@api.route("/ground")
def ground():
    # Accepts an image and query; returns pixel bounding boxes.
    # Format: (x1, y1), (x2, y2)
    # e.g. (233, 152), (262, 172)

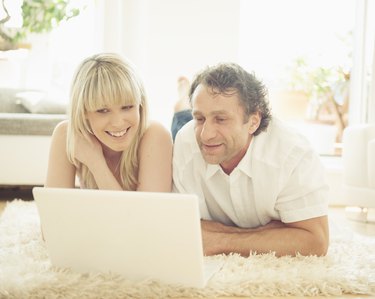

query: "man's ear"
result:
(248, 112), (261, 134)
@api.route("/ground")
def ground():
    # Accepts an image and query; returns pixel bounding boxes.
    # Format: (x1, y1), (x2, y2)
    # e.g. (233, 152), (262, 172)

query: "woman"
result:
(45, 53), (172, 192)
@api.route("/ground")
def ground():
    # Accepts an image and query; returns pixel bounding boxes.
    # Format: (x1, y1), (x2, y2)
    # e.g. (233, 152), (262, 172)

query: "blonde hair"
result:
(67, 53), (148, 190)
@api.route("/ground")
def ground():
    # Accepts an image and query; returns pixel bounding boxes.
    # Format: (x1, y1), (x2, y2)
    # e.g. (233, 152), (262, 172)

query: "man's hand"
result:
(201, 220), (238, 255)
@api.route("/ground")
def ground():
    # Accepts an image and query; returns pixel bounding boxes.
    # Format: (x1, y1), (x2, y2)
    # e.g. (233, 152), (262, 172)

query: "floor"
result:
(0, 186), (374, 299)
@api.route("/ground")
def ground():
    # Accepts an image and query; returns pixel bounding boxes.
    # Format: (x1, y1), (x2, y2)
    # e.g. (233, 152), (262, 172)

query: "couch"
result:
(0, 88), (67, 186)
(341, 124), (375, 221)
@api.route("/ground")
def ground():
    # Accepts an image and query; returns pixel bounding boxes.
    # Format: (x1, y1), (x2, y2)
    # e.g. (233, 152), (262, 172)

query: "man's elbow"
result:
(312, 238), (329, 256)
(304, 234), (329, 256)
(313, 222), (330, 256)
(295, 216), (330, 256)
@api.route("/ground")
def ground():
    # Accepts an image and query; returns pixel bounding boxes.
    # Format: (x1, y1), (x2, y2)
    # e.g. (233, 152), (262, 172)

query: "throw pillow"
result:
(16, 91), (68, 114)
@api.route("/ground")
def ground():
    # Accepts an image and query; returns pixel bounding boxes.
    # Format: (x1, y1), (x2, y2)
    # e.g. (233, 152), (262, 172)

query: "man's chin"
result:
(201, 154), (222, 165)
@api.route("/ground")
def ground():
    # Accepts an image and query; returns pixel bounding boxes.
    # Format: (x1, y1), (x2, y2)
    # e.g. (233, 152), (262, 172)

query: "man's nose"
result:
(200, 121), (216, 141)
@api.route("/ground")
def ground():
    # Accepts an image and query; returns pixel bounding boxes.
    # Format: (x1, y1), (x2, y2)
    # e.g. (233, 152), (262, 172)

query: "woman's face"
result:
(85, 103), (140, 153)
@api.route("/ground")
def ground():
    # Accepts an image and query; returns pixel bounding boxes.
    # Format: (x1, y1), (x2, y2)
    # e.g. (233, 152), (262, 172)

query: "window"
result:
(2, 0), (373, 151)
(239, 0), (357, 156)
(0, 0), (97, 96)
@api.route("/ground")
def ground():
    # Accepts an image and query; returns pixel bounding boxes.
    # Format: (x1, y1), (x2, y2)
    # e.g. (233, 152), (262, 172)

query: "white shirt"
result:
(173, 118), (329, 228)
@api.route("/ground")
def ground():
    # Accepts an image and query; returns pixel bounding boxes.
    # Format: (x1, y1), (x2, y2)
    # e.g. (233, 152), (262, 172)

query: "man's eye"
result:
(122, 105), (134, 110)
(194, 117), (204, 123)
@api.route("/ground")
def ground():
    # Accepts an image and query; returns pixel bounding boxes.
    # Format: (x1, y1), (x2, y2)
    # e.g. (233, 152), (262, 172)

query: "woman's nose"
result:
(110, 112), (125, 126)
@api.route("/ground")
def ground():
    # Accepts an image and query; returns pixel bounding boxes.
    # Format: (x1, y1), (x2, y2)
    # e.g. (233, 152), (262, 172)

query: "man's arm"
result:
(201, 215), (329, 257)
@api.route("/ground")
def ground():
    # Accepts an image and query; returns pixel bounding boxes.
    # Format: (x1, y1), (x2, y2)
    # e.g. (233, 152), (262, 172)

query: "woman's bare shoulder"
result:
(140, 121), (173, 149)
(53, 119), (69, 133)
(143, 121), (171, 139)
(51, 120), (69, 142)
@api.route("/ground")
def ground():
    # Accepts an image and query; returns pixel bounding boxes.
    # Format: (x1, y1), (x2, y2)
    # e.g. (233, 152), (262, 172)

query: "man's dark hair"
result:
(189, 63), (272, 135)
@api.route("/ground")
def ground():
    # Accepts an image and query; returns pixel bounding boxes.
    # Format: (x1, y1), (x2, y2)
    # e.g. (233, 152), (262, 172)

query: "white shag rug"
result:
(0, 200), (374, 299)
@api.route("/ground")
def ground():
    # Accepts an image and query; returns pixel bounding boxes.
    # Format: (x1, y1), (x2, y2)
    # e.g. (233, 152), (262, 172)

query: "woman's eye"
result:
(122, 105), (134, 110)
(96, 108), (109, 113)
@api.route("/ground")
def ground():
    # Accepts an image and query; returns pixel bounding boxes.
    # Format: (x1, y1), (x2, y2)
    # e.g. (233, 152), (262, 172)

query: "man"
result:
(172, 63), (329, 257)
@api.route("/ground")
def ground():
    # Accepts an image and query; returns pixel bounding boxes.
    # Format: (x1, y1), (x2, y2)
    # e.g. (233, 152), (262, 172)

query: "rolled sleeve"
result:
(275, 148), (329, 223)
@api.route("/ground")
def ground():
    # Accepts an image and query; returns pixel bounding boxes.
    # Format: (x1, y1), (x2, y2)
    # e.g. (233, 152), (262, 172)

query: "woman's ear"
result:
(248, 112), (261, 134)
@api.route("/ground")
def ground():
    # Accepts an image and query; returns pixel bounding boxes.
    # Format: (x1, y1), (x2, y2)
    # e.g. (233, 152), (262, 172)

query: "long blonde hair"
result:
(67, 53), (148, 190)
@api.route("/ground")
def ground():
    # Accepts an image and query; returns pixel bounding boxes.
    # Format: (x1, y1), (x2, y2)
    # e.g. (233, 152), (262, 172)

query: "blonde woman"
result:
(45, 53), (172, 192)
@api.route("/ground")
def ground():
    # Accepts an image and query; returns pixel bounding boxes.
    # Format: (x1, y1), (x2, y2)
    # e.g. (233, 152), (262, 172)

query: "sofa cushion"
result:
(0, 88), (67, 135)
(17, 91), (68, 114)
(0, 88), (29, 113)
(0, 113), (67, 135)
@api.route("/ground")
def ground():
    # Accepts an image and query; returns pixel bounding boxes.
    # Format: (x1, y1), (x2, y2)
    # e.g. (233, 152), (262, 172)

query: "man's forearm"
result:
(201, 216), (329, 257)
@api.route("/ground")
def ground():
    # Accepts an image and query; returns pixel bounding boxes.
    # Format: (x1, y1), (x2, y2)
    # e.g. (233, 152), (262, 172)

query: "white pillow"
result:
(16, 91), (67, 114)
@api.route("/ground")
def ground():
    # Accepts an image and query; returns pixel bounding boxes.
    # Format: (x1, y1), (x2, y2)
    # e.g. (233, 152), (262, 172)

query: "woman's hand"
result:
(73, 132), (104, 168)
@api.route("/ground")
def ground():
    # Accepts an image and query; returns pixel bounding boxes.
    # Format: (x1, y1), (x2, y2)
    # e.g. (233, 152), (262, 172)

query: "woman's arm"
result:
(72, 129), (123, 190)
(137, 122), (173, 192)
(45, 121), (76, 188)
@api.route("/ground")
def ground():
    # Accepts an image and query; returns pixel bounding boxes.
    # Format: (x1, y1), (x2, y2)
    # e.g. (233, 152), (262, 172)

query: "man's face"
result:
(191, 84), (259, 174)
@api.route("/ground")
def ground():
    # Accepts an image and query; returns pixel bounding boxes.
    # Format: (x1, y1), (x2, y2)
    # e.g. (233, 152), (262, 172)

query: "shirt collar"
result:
(205, 163), (222, 179)
(204, 137), (255, 179)
(236, 137), (254, 178)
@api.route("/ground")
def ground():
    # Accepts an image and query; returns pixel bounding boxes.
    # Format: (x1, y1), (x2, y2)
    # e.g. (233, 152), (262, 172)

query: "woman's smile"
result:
(106, 128), (130, 138)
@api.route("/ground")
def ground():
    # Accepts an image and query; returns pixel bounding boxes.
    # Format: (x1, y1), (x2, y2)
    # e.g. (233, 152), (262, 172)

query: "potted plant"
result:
(285, 55), (350, 144)
(0, 0), (81, 51)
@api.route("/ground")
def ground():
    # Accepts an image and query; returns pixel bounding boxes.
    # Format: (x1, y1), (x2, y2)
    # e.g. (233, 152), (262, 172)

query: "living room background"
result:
(0, 0), (374, 156)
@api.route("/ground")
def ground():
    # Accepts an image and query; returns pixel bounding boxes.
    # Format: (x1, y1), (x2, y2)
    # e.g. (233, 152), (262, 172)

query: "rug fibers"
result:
(0, 200), (374, 298)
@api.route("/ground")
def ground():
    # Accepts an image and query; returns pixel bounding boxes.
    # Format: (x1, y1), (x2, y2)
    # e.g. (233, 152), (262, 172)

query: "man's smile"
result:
(201, 143), (223, 152)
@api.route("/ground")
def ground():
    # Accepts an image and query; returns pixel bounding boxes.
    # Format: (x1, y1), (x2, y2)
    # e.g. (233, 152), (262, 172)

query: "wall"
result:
(99, 0), (241, 128)
(321, 157), (345, 206)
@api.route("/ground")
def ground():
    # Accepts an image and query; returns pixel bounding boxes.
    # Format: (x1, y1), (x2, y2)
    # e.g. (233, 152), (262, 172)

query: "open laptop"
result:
(32, 187), (223, 288)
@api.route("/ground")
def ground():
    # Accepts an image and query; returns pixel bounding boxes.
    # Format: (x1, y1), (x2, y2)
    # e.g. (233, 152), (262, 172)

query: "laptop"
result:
(32, 187), (223, 288)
